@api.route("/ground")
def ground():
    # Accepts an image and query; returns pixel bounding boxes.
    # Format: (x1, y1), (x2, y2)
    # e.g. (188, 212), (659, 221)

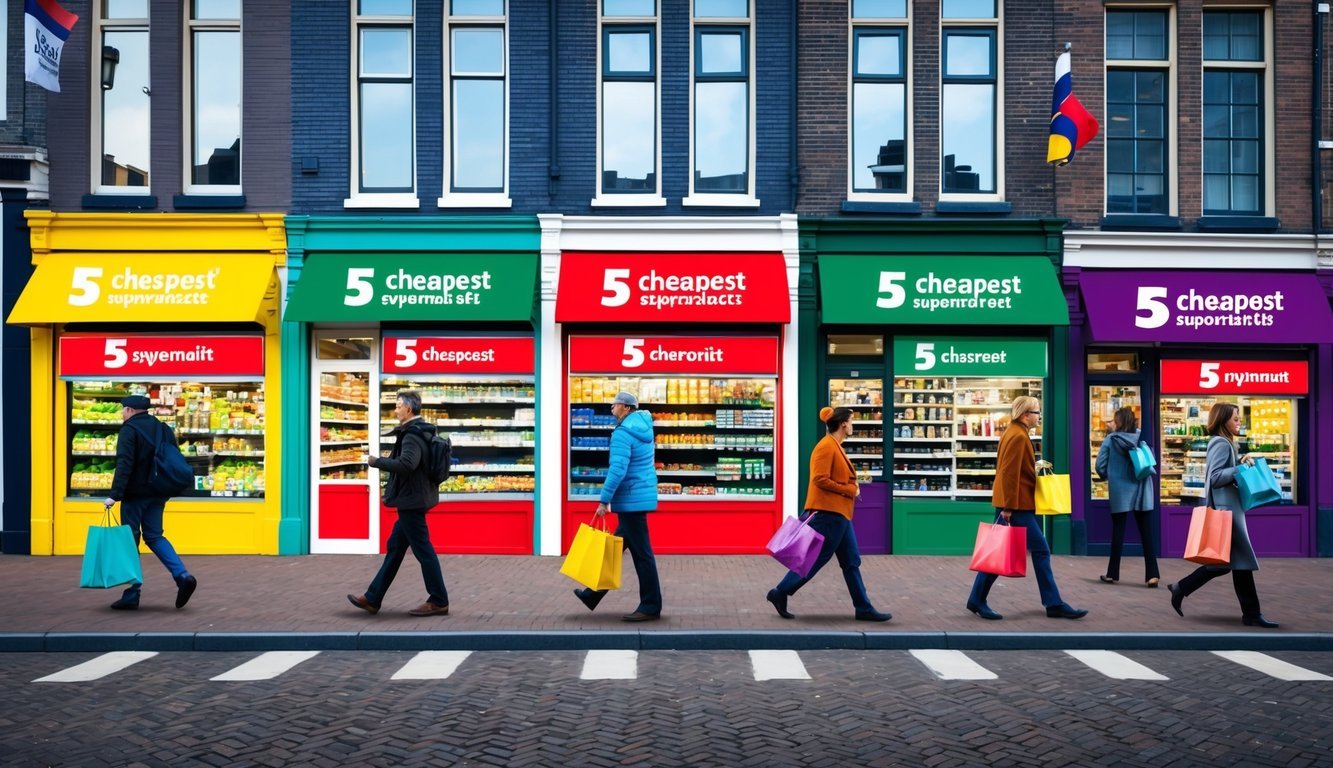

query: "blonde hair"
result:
(1011, 396), (1040, 422)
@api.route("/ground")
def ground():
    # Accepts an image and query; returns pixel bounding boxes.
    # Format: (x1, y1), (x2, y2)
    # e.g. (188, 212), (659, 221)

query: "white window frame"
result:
(182, 4), (242, 195)
(846, 5), (913, 203)
(684, 2), (760, 208)
(1200, 4), (1273, 218)
(439, 1), (512, 209)
(90, 2), (151, 195)
(593, 4), (665, 208)
(346, 1), (420, 210)
(1104, 3), (1178, 218)
(938, 2), (1003, 202)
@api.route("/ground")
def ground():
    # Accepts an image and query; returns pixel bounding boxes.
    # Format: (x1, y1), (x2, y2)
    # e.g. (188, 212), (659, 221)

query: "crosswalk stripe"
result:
(390, 651), (472, 680)
(33, 651), (158, 683)
(910, 649), (997, 680)
(1064, 650), (1169, 680)
(749, 650), (810, 681)
(210, 651), (321, 681)
(580, 650), (638, 680)
(1212, 651), (1333, 682)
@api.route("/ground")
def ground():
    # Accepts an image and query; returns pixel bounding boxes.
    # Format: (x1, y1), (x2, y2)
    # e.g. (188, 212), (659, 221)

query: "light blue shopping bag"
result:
(1236, 457), (1282, 511)
(79, 508), (144, 589)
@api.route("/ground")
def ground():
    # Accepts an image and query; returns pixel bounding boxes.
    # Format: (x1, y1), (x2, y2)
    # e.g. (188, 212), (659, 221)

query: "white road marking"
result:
(580, 650), (638, 680)
(1213, 651), (1333, 682)
(910, 649), (997, 680)
(749, 650), (811, 681)
(210, 651), (321, 681)
(390, 650), (472, 680)
(1064, 650), (1169, 680)
(34, 651), (158, 682)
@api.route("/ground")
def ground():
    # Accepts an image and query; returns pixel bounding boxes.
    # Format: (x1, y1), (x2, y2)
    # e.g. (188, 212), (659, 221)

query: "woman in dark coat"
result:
(1094, 407), (1159, 586)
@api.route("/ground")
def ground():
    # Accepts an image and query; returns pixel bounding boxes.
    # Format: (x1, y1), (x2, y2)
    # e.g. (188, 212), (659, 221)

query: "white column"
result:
(537, 214), (565, 556)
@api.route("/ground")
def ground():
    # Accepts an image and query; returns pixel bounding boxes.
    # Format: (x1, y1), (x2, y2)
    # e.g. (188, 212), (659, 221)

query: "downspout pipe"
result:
(1315, 3), (1326, 234)
(549, 1), (560, 201)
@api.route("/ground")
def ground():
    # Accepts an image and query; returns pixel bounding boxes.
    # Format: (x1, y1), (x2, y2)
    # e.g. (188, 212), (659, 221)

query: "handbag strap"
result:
(126, 416), (166, 460)
(102, 506), (120, 527)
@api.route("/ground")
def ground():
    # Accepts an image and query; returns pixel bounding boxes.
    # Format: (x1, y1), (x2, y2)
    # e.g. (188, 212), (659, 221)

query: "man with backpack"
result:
(348, 389), (451, 617)
(103, 395), (197, 611)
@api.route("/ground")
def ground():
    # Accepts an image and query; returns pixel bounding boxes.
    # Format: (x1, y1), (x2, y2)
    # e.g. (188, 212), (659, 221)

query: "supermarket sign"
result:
(1079, 271), (1333, 344)
(555, 252), (790, 323)
(59, 335), (265, 378)
(1160, 359), (1309, 395)
(382, 336), (534, 375)
(568, 335), (780, 375)
(892, 337), (1048, 377)
(285, 253), (538, 322)
(819, 256), (1069, 325)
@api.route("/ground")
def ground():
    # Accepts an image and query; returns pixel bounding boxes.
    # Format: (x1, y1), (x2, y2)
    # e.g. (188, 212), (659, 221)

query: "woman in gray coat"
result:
(1094, 407), (1159, 586)
(1168, 402), (1278, 628)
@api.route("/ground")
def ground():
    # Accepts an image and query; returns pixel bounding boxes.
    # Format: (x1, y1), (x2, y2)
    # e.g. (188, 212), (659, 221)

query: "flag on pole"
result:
(25, 0), (79, 93)
(1046, 51), (1099, 166)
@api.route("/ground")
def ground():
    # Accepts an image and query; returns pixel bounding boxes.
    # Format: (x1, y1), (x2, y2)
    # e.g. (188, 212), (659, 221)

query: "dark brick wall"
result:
(45, 0), (90, 208)
(291, 0), (349, 212)
(2, 0), (49, 148)
(241, 0), (291, 211)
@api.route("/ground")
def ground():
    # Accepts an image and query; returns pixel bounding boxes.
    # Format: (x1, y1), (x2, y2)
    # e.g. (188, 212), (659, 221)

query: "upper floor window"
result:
(353, 0), (415, 199)
(850, 1), (908, 197)
(95, 0), (150, 192)
(1106, 8), (1171, 216)
(1202, 10), (1267, 216)
(444, 0), (508, 202)
(688, 0), (755, 204)
(940, 0), (998, 197)
(185, 0), (241, 192)
(597, 1), (659, 203)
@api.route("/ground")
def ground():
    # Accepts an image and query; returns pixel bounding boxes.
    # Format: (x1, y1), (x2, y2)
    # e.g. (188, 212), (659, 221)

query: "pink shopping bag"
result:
(766, 514), (826, 578)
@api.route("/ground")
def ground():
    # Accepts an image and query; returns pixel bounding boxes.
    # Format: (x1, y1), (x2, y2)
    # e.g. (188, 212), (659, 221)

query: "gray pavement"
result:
(1, 553), (1331, 651)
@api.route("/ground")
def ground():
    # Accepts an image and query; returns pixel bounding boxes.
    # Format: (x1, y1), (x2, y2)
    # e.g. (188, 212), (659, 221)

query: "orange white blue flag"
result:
(1046, 51), (1099, 166)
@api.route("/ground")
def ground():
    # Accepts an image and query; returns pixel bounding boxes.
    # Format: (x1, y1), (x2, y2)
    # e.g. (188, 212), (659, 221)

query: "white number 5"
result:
(103, 339), (128, 369)
(914, 342), (936, 371)
(621, 339), (645, 368)
(69, 267), (103, 306)
(1199, 362), (1220, 389)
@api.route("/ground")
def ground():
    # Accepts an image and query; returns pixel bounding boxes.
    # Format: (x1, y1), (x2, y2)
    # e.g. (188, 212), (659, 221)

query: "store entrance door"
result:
(825, 364), (889, 554)
(311, 333), (379, 554)
(1085, 352), (1153, 558)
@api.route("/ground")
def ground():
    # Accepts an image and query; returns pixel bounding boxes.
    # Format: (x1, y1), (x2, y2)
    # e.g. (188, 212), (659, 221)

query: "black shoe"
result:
(1168, 583), (1184, 617)
(1099, 575), (1118, 584)
(766, 589), (794, 619)
(109, 596), (139, 610)
(967, 602), (1003, 621)
(1046, 604), (1089, 619)
(174, 575), (197, 609)
(621, 611), (660, 622)
(855, 609), (892, 622)
(1242, 614), (1279, 628)
(573, 588), (598, 612)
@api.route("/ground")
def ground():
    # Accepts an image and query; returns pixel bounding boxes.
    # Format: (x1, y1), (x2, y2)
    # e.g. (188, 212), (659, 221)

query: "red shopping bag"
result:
(1183, 505), (1232, 565)
(968, 521), (1027, 577)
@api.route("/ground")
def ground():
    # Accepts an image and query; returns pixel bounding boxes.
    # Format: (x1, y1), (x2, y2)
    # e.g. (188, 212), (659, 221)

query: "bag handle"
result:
(1035, 459), (1053, 477)
(101, 506), (121, 527)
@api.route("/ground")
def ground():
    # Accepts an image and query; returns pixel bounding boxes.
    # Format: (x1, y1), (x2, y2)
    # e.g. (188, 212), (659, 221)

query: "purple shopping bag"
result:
(765, 514), (826, 578)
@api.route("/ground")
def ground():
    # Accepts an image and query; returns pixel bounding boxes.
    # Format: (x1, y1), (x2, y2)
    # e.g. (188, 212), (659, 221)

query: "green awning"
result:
(285, 253), (537, 322)
(819, 255), (1069, 325)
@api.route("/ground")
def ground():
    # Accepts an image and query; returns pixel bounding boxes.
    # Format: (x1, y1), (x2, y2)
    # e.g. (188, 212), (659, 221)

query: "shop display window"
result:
(828, 377), (884, 482)
(318, 371), (371, 481)
(1088, 385), (1141, 500)
(380, 376), (536, 498)
(1086, 352), (1140, 373)
(1159, 396), (1298, 505)
(568, 376), (776, 500)
(70, 380), (265, 498)
(889, 376), (1043, 500)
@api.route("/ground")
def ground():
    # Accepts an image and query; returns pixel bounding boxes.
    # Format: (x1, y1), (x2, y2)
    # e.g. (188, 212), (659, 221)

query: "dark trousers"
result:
(1105, 510), (1160, 582)
(773, 511), (874, 613)
(581, 512), (662, 615)
(969, 510), (1064, 609)
(119, 496), (188, 601)
(1176, 565), (1261, 617)
(366, 507), (449, 608)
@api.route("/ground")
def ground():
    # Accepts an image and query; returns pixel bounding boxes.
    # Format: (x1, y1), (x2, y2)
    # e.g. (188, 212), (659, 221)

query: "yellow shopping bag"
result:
(560, 518), (623, 591)
(1035, 465), (1071, 516)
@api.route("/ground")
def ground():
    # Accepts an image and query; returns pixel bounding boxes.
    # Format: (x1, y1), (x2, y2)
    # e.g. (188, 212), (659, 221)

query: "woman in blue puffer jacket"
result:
(1094, 407), (1159, 587)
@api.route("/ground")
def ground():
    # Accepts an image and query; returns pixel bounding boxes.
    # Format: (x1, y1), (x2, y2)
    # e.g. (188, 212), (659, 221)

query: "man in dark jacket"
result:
(103, 395), (197, 610)
(347, 390), (450, 617)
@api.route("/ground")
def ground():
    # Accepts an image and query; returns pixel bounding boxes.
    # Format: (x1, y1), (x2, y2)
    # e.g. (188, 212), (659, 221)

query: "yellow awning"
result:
(6, 252), (278, 325)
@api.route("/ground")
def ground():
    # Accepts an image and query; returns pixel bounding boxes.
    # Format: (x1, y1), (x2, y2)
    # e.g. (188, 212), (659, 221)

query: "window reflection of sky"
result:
(193, 0), (239, 20)
(608, 32), (651, 72)
(695, 81), (745, 180)
(453, 28), (504, 74)
(853, 82), (904, 190)
(858, 34), (900, 75)
(102, 29), (150, 181)
(605, 0), (655, 15)
(942, 83), (994, 190)
(945, 35), (990, 76)
(694, 0), (746, 18)
(852, 0), (906, 19)
(604, 81), (655, 182)
(194, 31), (240, 184)
(454, 80), (504, 189)
(362, 82), (413, 189)
(105, 0), (148, 18)
(363, 28), (411, 75)
(942, 0), (994, 19)
(699, 33), (742, 73)
(361, 0), (412, 16)
(452, 0), (502, 15)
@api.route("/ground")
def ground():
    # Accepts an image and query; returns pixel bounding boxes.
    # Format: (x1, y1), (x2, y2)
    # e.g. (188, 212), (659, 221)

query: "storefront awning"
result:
(1079, 270), (1333, 344)
(818, 255), (1069, 325)
(5, 253), (278, 325)
(284, 253), (538, 322)
(555, 252), (791, 323)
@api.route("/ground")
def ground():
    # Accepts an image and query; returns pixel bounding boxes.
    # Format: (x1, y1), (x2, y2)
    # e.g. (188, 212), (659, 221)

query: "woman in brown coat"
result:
(966, 396), (1088, 621)
(765, 407), (891, 622)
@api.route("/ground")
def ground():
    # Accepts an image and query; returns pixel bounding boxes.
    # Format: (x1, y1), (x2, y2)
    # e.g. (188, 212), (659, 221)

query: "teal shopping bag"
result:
(80, 509), (144, 589)
(1236, 457), (1283, 510)
(1130, 442), (1156, 480)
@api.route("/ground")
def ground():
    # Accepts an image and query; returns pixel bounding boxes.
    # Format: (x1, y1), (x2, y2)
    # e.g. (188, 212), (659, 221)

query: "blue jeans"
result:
(581, 512), (662, 615)
(773, 511), (874, 613)
(119, 496), (189, 602)
(366, 508), (449, 608)
(968, 510), (1064, 609)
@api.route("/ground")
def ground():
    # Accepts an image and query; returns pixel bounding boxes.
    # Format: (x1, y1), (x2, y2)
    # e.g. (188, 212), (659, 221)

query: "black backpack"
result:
(129, 419), (194, 497)
(411, 426), (452, 485)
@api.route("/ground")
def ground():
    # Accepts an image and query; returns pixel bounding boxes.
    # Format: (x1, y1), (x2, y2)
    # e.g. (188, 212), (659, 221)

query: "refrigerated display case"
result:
(317, 371), (371, 482)
(1088, 385), (1141, 500)
(828, 377), (884, 482)
(1159, 396), (1298, 505)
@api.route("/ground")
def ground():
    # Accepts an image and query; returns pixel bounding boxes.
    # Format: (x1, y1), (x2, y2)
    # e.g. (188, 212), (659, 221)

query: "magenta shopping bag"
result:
(765, 514), (826, 578)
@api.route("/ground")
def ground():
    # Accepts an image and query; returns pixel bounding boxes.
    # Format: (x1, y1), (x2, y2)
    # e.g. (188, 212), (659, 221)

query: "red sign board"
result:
(382, 336), (534, 374)
(59, 335), (265, 378)
(554, 252), (791, 323)
(1160, 359), (1309, 395)
(568, 335), (780, 375)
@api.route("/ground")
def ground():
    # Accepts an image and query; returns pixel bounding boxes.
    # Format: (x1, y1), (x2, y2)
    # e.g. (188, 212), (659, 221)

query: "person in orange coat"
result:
(966, 396), (1088, 621)
(765, 406), (891, 622)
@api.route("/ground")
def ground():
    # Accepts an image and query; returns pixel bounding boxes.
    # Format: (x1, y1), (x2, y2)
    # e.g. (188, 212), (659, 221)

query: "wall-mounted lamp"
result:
(101, 45), (119, 90)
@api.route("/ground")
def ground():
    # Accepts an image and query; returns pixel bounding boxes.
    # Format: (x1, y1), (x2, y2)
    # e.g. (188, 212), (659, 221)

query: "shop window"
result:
(831, 378), (885, 481)
(316, 337), (374, 360)
(185, 0), (241, 192)
(1087, 352), (1140, 373)
(850, 19), (909, 198)
(1202, 10), (1268, 216)
(940, 19), (998, 197)
(1088, 384), (1141, 500)
(597, 2), (660, 203)
(687, 3), (755, 205)
(350, 0), (415, 203)
(443, 1), (508, 204)
(94, 0), (151, 192)
(828, 335), (884, 356)
(1159, 396), (1298, 506)
(1105, 8), (1173, 216)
